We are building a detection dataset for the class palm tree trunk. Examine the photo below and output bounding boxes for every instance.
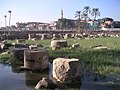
[4,15,7,27]
[9,13,11,27]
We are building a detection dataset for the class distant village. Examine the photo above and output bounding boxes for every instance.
[1,7,120,31]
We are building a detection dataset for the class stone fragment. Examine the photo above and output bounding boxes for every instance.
[72,43,80,49]
[53,58,81,83]
[51,40,67,50]
[24,49,48,70]
[11,48,28,61]
[35,77,57,89]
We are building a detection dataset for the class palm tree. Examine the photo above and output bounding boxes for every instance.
[4,15,7,27]
[91,8,100,30]
[82,6,91,20]
[75,11,81,19]
[75,11,82,33]
[81,6,91,30]
[8,10,12,27]
[91,8,100,20]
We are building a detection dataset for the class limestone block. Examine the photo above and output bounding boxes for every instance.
[52,34,61,40]
[2,40,8,44]
[41,34,48,40]
[11,48,28,61]
[41,34,45,40]
[31,38,36,41]
[51,40,67,50]
[64,34,71,39]
[91,44,109,50]
[14,44,29,48]
[72,43,80,49]
[53,58,81,83]
[35,77,57,89]
[93,46,108,50]
[0,43,13,50]
[24,49,48,70]
[28,34,36,40]
[16,39,26,44]
[29,44,43,49]
[29,45,38,49]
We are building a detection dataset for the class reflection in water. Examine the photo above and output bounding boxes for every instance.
[0,64,26,90]
[1,63,120,90]
[25,70,48,86]
[0,63,81,90]
[0,64,49,90]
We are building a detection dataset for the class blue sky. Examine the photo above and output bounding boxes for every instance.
[0,0,120,26]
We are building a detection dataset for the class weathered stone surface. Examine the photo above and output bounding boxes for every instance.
[29,45,38,49]
[53,58,81,83]
[93,46,108,50]
[41,34,49,40]
[91,44,109,50]
[11,48,28,61]
[72,43,80,49]
[28,34,36,40]
[16,39,26,44]
[51,40,67,50]
[91,44,102,48]
[0,43,13,50]
[30,38,36,41]
[14,44,29,48]
[2,40,8,44]
[24,49,48,70]
[35,77,57,89]
[52,34,61,40]
[29,44,43,49]
[64,34,72,39]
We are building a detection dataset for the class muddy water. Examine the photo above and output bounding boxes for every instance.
[0,63,120,90]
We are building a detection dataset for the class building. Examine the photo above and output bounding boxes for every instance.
[49,21,58,30]
[87,20,100,30]
[57,18,76,30]
[99,18,114,29]
[16,22,50,30]
[112,21,120,28]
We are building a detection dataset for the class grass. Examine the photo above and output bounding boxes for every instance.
[0,54,10,64]
[0,37,120,76]
[48,37,120,75]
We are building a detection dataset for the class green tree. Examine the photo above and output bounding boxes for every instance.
[91,8,100,20]
[82,6,91,20]
[75,11,82,33]
[81,6,91,30]
[91,8,100,30]
[75,11,81,19]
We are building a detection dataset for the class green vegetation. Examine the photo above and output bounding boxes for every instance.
[0,37,120,76]
[0,54,10,64]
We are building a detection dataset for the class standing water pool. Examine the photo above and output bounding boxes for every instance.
[0,63,120,90]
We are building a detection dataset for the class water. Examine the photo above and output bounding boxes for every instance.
[0,64,120,90]
[0,64,48,90]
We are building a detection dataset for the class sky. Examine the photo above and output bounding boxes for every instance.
[0,0,120,26]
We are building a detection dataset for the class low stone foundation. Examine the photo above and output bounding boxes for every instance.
[24,49,48,70]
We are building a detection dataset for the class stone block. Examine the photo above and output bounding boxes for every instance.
[72,43,80,49]
[24,49,48,70]
[51,40,67,50]
[53,58,81,83]
[16,39,26,44]
[11,48,28,61]
[14,44,29,48]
